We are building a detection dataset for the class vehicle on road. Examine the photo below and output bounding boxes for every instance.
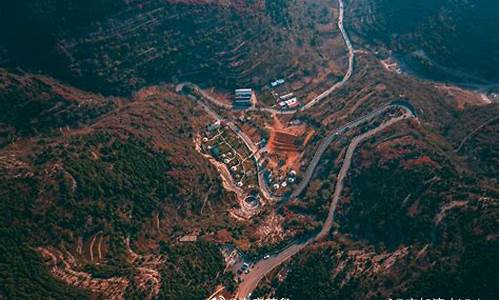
[263,254,270,260]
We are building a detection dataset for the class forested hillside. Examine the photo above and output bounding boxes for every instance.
[0,0,345,96]
[0,1,497,299]
[0,77,235,298]
[255,53,499,300]
[346,0,499,85]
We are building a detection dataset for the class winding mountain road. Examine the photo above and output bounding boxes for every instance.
[235,112,413,299]
[177,0,354,115]
[182,0,358,203]
[301,0,353,111]
[176,0,418,298]
[288,105,400,201]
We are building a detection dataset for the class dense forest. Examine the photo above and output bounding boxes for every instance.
[0,83,236,298]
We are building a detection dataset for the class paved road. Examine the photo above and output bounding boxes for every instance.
[183,82,281,205]
[314,114,410,241]
[194,83,415,207]
[176,0,354,116]
[288,106,388,200]
[235,242,308,299]
[186,86,258,156]
[301,0,353,111]
[183,0,358,204]
[235,112,413,299]
[177,83,232,110]
[286,103,415,201]
[176,0,415,297]
[257,104,414,204]
[196,96,224,121]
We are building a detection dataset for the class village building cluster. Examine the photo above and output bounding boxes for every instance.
[265,167,298,194]
[232,88,253,110]
[269,78,301,110]
[201,120,258,190]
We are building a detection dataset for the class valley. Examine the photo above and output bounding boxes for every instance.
[0,0,497,300]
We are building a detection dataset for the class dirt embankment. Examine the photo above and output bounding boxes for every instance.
[266,116,312,171]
